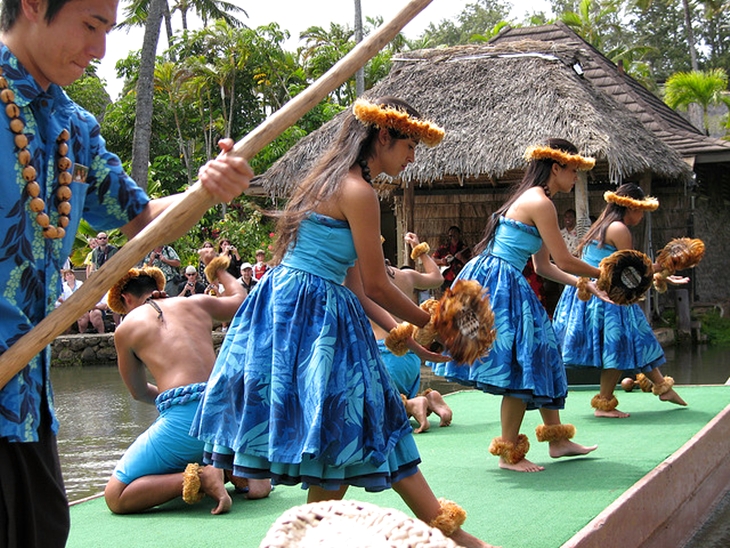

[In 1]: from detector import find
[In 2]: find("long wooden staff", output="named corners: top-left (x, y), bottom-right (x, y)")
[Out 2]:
top-left (0, 0), bottom-right (433, 390)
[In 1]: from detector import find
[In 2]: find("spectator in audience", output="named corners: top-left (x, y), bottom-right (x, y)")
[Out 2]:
top-left (91, 232), bottom-right (118, 270)
top-left (237, 262), bottom-right (257, 297)
top-left (560, 209), bottom-right (579, 255)
top-left (178, 266), bottom-right (207, 297)
top-left (217, 238), bottom-right (242, 278)
top-left (252, 249), bottom-right (268, 280)
top-left (83, 237), bottom-right (99, 278)
top-left (144, 245), bottom-right (181, 296)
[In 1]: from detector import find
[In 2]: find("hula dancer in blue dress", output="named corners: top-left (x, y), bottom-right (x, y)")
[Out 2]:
top-left (191, 96), bottom-right (492, 547)
top-left (432, 139), bottom-right (604, 473)
top-left (553, 183), bottom-right (688, 418)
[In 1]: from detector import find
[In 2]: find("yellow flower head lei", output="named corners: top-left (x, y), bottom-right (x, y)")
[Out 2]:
top-left (107, 267), bottom-right (166, 315)
top-left (352, 98), bottom-right (445, 147)
top-left (604, 190), bottom-right (659, 211)
top-left (524, 145), bottom-right (596, 171)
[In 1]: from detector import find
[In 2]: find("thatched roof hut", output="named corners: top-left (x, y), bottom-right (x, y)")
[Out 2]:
top-left (257, 39), bottom-right (692, 198)
top-left (490, 23), bottom-right (730, 203)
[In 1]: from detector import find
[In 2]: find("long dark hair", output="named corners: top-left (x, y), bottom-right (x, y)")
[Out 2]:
top-left (270, 96), bottom-right (422, 265)
top-left (574, 183), bottom-right (645, 257)
top-left (473, 138), bottom-right (578, 255)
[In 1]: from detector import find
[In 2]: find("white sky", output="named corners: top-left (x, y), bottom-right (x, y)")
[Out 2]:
top-left (99, 0), bottom-right (552, 99)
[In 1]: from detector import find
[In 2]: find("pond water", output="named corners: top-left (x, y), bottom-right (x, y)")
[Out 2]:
top-left (53, 343), bottom-right (730, 505)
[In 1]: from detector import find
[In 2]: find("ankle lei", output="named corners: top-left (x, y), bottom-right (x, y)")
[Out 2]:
top-left (0, 67), bottom-right (72, 239)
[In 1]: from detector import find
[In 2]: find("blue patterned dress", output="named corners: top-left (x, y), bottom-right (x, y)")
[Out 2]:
top-left (552, 242), bottom-right (665, 372)
top-left (431, 217), bottom-right (567, 410)
top-left (191, 214), bottom-right (420, 492)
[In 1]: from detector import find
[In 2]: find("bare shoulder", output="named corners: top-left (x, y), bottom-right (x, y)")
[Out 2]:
top-left (604, 220), bottom-right (632, 249)
top-left (508, 187), bottom-right (554, 224)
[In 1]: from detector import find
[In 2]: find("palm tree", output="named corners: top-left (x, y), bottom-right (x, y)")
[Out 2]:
top-left (664, 68), bottom-right (730, 134)
top-left (633, 0), bottom-right (699, 71)
top-left (154, 62), bottom-right (196, 184)
top-left (354, 0), bottom-right (364, 97)
top-left (130, 0), bottom-right (166, 190)
top-left (119, 0), bottom-right (246, 190)
top-left (119, 0), bottom-right (247, 49)
top-left (171, 0), bottom-right (247, 30)
top-left (560, 0), bottom-right (619, 50)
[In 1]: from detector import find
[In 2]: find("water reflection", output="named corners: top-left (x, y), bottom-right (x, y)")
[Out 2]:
top-left (53, 366), bottom-right (158, 502)
top-left (53, 344), bottom-right (730, 503)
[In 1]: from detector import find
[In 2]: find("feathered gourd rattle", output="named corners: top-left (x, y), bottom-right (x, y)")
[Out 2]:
top-left (386, 279), bottom-right (496, 365)
top-left (652, 237), bottom-right (705, 293)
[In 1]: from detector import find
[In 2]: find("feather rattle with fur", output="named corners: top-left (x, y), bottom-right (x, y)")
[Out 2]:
top-left (653, 238), bottom-right (705, 293)
top-left (578, 249), bottom-right (653, 306)
top-left (386, 280), bottom-right (496, 366)
top-left (435, 280), bottom-right (496, 365)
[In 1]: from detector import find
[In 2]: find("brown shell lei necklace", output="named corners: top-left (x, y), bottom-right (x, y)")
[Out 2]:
top-left (0, 66), bottom-right (71, 239)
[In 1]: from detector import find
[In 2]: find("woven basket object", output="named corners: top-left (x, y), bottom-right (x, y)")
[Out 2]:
top-left (259, 499), bottom-right (458, 548)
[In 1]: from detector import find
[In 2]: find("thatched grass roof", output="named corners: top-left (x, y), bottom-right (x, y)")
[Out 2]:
top-left (257, 40), bottom-right (692, 197)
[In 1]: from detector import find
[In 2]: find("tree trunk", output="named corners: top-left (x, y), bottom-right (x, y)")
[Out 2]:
top-left (681, 0), bottom-right (699, 71)
top-left (130, 0), bottom-right (166, 192)
top-left (680, 0), bottom-right (703, 130)
top-left (354, 0), bottom-right (364, 97)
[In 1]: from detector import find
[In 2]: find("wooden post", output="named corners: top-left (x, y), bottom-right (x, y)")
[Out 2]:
top-left (574, 170), bottom-right (590, 240)
top-left (675, 288), bottom-right (691, 338)
top-left (639, 171), bottom-right (653, 320)
top-left (404, 180), bottom-right (415, 266)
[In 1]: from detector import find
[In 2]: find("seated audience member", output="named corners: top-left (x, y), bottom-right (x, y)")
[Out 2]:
top-left (56, 269), bottom-right (105, 334)
top-left (431, 225), bottom-right (471, 291)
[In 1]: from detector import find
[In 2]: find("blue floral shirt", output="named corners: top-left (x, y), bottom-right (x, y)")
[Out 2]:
top-left (0, 45), bottom-right (150, 442)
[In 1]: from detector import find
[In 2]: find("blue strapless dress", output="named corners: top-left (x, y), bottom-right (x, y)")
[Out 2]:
top-left (190, 214), bottom-right (420, 492)
top-left (552, 241), bottom-right (665, 372)
top-left (430, 217), bottom-right (567, 410)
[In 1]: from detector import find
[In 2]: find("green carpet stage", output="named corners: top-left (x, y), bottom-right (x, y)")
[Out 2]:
top-left (67, 385), bottom-right (730, 548)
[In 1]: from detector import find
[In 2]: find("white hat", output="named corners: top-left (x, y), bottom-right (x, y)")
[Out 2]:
top-left (185, 265), bottom-right (197, 275)
top-left (240, 262), bottom-right (253, 271)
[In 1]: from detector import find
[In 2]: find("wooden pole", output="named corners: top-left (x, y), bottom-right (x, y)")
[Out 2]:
top-left (0, 0), bottom-right (433, 390)
top-left (574, 171), bottom-right (590, 240)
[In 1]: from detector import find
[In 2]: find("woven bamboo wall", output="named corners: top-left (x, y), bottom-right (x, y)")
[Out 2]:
top-left (386, 185), bottom-right (727, 304)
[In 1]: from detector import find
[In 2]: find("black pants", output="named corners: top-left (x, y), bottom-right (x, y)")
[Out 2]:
top-left (0, 411), bottom-right (69, 548)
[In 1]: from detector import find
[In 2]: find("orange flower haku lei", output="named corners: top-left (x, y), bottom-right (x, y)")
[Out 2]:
top-left (0, 67), bottom-right (72, 239)
top-left (352, 98), bottom-right (445, 147)
top-left (524, 145), bottom-right (596, 171)
top-left (604, 190), bottom-right (659, 211)
top-left (107, 267), bottom-right (166, 315)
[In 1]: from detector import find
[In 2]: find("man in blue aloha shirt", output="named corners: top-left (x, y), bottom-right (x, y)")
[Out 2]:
top-left (0, 1), bottom-right (253, 545)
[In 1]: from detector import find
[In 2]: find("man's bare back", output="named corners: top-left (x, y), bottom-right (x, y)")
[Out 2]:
top-left (115, 295), bottom-right (231, 394)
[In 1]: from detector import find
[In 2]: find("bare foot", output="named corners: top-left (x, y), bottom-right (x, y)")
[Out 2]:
top-left (548, 439), bottom-right (598, 459)
top-left (405, 396), bottom-right (430, 433)
top-left (425, 390), bottom-right (453, 427)
top-left (660, 388), bottom-right (687, 406)
top-left (449, 528), bottom-right (501, 547)
top-left (498, 457), bottom-right (544, 472)
top-left (594, 408), bottom-right (630, 418)
top-left (199, 466), bottom-right (232, 514)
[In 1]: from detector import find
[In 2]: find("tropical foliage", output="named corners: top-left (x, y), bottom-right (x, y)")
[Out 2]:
top-left (64, 0), bottom-right (729, 266)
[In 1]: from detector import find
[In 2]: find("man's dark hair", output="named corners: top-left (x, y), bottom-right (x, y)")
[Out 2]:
top-left (122, 276), bottom-right (160, 299)
top-left (1, 0), bottom-right (71, 32)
